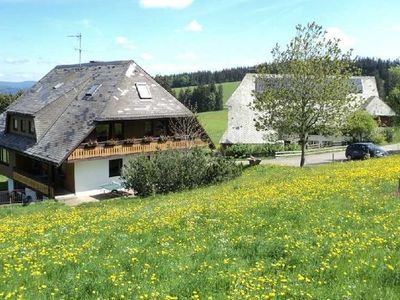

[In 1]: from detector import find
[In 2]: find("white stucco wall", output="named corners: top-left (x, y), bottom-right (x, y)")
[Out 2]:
top-left (74, 159), bottom-right (121, 196)
top-left (74, 156), bottom-right (134, 196)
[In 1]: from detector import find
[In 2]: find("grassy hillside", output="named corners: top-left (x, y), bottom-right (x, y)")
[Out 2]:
top-left (173, 81), bottom-right (240, 145)
top-left (198, 110), bottom-right (228, 145)
top-left (1, 157), bottom-right (400, 298)
top-left (172, 81), bottom-right (240, 106)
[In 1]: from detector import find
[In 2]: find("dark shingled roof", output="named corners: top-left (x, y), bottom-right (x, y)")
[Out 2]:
top-left (0, 60), bottom-right (192, 166)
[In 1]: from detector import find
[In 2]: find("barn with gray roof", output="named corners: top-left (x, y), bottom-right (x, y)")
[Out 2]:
top-left (220, 74), bottom-right (396, 146)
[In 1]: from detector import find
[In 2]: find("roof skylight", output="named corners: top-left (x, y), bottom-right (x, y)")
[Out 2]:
top-left (136, 83), bottom-right (152, 99)
top-left (53, 82), bottom-right (64, 89)
top-left (85, 84), bottom-right (102, 97)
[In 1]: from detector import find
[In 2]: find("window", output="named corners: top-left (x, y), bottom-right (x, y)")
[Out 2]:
top-left (20, 120), bottom-right (26, 132)
top-left (28, 120), bottom-right (35, 134)
top-left (96, 124), bottom-right (110, 142)
top-left (109, 159), bottom-right (122, 177)
top-left (0, 148), bottom-right (9, 165)
top-left (154, 120), bottom-right (167, 136)
top-left (136, 83), bottom-right (152, 99)
top-left (12, 118), bottom-right (18, 131)
top-left (86, 84), bottom-right (102, 97)
top-left (113, 123), bottom-right (123, 139)
top-left (255, 79), bottom-right (265, 93)
top-left (144, 121), bottom-right (152, 136)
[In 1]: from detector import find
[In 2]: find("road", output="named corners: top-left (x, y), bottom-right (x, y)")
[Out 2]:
top-left (257, 144), bottom-right (400, 167)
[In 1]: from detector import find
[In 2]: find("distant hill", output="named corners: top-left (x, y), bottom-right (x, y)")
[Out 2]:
top-left (0, 81), bottom-right (36, 94)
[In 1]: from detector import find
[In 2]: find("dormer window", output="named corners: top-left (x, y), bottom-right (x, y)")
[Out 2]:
top-left (136, 83), bottom-right (152, 99)
top-left (9, 115), bottom-right (35, 137)
top-left (13, 118), bottom-right (18, 130)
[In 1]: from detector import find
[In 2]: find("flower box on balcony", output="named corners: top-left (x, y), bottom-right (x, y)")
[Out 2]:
top-left (85, 140), bottom-right (98, 149)
top-left (124, 138), bottom-right (136, 145)
top-left (105, 139), bottom-right (119, 147)
top-left (158, 135), bottom-right (168, 144)
top-left (141, 136), bottom-right (153, 144)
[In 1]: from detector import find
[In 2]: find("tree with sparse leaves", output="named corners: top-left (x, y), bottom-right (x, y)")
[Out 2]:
top-left (252, 22), bottom-right (358, 167)
top-left (169, 105), bottom-right (206, 149)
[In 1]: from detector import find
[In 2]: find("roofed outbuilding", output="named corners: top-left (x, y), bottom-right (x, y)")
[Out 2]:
top-left (220, 74), bottom-right (396, 145)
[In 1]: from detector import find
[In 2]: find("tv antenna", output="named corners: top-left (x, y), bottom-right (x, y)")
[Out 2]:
top-left (67, 33), bottom-right (82, 66)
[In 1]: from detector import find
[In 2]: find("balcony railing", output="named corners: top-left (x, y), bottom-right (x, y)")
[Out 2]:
top-left (68, 137), bottom-right (209, 161)
top-left (13, 170), bottom-right (54, 197)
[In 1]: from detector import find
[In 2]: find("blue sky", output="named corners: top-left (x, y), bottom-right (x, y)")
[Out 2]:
top-left (0, 0), bottom-right (399, 81)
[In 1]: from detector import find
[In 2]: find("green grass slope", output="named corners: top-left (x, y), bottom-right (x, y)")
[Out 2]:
top-left (1, 157), bottom-right (400, 299)
top-left (172, 81), bottom-right (240, 106)
top-left (198, 110), bottom-right (228, 145)
top-left (173, 81), bottom-right (240, 145)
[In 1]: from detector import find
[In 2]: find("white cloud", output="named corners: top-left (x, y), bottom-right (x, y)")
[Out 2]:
top-left (139, 0), bottom-right (193, 9)
top-left (326, 27), bottom-right (355, 49)
top-left (0, 73), bottom-right (4, 78)
top-left (76, 19), bottom-right (103, 36)
top-left (115, 36), bottom-right (136, 50)
top-left (141, 53), bottom-right (154, 60)
top-left (4, 58), bottom-right (30, 64)
top-left (178, 51), bottom-right (199, 61)
top-left (185, 20), bottom-right (203, 32)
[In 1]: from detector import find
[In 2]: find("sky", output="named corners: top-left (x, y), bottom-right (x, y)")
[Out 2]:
top-left (0, 0), bottom-right (399, 82)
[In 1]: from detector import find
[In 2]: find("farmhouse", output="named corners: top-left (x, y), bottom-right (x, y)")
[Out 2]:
top-left (0, 60), bottom-right (209, 199)
top-left (220, 74), bottom-right (396, 146)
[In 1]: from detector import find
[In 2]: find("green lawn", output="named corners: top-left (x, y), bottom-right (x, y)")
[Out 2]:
top-left (198, 109), bottom-right (228, 145)
top-left (1, 156), bottom-right (400, 299)
top-left (173, 81), bottom-right (240, 145)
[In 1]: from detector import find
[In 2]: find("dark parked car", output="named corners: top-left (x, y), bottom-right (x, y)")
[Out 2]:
top-left (345, 143), bottom-right (388, 160)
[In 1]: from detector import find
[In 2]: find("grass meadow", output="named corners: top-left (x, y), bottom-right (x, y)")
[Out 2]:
top-left (1, 156), bottom-right (400, 299)
top-left (173, 81), bottom-right (240, 145)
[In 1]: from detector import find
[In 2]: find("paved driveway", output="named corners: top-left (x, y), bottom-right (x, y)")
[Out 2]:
top-left (259, 144), bottom-right (400, 167)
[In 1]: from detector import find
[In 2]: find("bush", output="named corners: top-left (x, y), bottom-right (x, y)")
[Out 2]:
top-left (223, 143), bottom-right (299, 158)
top-left (369, 130), bottom-right (386, 145)
top-left (122, 149), bottom-right (242, 197)
top-left (343, 111), bottom-right (378, 142)
top-left (382, 128), bottom-right (395, 143)
top-left (381, 127), bottom-right (400, 143)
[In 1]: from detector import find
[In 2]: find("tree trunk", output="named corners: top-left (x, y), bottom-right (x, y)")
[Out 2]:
top-left (299, 133), bottom-right (308, 168)
top-left (300, 141), bottom-right (306, 167)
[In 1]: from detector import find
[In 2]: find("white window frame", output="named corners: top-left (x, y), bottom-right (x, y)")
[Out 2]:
top-left (136, 83), bottom-right (152, 100)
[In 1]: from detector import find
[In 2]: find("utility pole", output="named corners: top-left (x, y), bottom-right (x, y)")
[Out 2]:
top-left (67, 33), bottom-right (82, 66)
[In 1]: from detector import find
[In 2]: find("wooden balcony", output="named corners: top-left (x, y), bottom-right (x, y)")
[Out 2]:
top-left (68, 138), bottom-right (209, 161)
top-left (13, 170), bottom-right (54, 197)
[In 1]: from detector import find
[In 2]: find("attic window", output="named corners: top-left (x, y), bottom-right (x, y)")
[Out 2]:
top-left (53, 82), bottom-right (64, 89)
top-left (86, 84), bottom-right (102, 97)
top-left (136, 83), bottom-right (152, 99)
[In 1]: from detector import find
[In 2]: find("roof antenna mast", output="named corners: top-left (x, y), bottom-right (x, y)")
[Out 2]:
top-left (67, 33), bottom-right (82, 66)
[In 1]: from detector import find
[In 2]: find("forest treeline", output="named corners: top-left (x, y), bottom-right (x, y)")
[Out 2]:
top-left (155, 57), bottom-right (400, 100)
top-left (1, 58), bottom-right (399, 115)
